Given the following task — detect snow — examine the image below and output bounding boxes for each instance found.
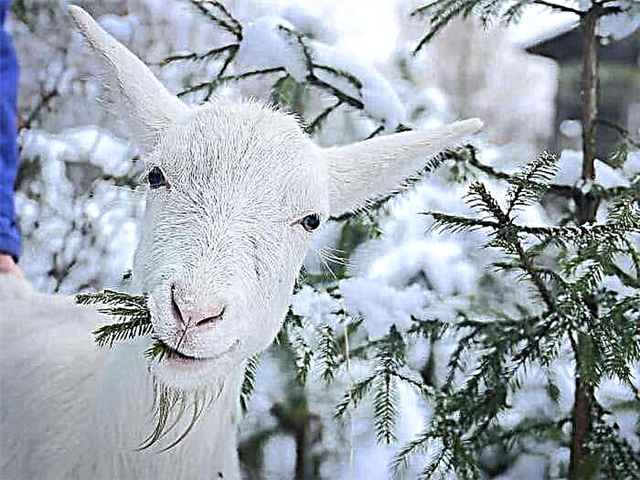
[340,278,426,338]
[599,8,640,41]
[556,149,629,188]
[559,119,582,138]
[17,127,141,293]
[312,42,406,130]
[281,4,337,43]
[514,14,578,49]
[236,14,406,130]
[495,454,548,480]
[581,0,640,41]
[367,239,479,295]
[406,86,452,126]
[22,127,134,177]
[263,435,297,478]
[624,150,640,177]
[516,1,640,46]
[98,13,140,44]
[237,16,307,82]
[291,285,342,328]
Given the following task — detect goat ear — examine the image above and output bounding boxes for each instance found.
[68,6,189,152]
[323,119,483,216]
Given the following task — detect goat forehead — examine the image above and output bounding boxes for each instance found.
[157,101,314,177]
[149,101,329,219]
[151,104,325,209]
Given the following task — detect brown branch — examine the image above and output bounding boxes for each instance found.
[278,25,366,111]
[581,14,598,186]
[216,44,240,80]
[159,44,238,66]
[570,7,599,479]
[446,146,576,198]
[597,119,640,148]
[472,183,555,311]
[365,125,384,140]
[447,145,633,201]
[177,67,286,99]
[307,76,365,111]
[190,0,242,40]
[206,0,243,37]
[513,240,556,310]
[20,88,59,131]
[534,0,584,15]
[305,100,342,135]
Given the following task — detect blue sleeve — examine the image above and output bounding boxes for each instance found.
[0,0,21,261]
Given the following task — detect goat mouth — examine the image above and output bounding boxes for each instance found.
[157,339,240,366]
[161,342,204,362]
[158,340,212,363]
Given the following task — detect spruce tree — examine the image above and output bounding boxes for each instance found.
[400,1,639,478]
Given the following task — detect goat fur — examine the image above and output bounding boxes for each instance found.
[0,276,243,479]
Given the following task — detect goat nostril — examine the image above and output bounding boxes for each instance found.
[196,306,226,327]
[171,284,186,327]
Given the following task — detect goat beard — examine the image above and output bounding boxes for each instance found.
[138,378,224,451]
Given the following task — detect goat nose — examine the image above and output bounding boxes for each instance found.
[170,285,226,330]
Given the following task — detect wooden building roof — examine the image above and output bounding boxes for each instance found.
[525,24,639,64]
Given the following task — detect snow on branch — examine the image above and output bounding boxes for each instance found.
[411,0,640,54]
[164,0,407,132]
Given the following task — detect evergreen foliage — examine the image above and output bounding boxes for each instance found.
[76,290,152,347]
[75,290,173,362]
[240,355,261,413]
[402,155,640,479]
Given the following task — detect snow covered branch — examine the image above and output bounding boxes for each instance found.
[165,0,407,132]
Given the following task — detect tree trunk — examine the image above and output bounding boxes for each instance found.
[569,7,599,480]
[295,420,309,480]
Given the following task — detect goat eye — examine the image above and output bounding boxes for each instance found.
[301,214,321,232]
[148,166,168,189]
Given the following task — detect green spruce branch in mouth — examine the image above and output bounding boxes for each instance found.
[75,290,170,361]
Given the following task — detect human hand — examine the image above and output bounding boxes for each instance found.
[0,254,25,280]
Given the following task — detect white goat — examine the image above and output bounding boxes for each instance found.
[0,6,482,480]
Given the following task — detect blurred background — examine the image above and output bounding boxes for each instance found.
[5,0,639,478]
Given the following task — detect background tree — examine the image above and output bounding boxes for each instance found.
[397,1,639,478]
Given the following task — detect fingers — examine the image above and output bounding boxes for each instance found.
[0,254,25,281]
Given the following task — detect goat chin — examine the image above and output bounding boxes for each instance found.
[0,275,244,480]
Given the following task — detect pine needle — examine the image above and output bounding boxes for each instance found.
[76,289,153,348]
